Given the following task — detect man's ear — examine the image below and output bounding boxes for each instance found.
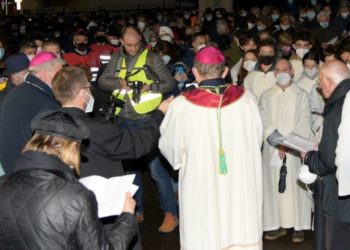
[78,88,86,98]
[192,67,200,82]
[221,66,229,78]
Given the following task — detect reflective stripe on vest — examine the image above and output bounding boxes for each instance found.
[114,49,162,114]
[112,89,162,115]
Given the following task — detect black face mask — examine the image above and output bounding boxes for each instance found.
[75,43,88,51]
[96,36,106,44]
[259,55,275,65]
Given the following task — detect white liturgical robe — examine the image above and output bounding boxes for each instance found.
[244,70,276,102]
[259,83,313,231]
[159,87,263,250]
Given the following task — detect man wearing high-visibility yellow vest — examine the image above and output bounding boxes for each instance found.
[99,26,178,233]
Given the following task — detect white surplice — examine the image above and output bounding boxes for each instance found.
[296,74,325,140]
[259,84,313,231]
[243,70,276,102]
[159,91,263,250]
[336,91,350,196]
[290,59,304,82]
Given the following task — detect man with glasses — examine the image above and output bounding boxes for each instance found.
[52,65,173,250]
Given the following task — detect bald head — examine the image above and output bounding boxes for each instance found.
[122,27,142,56]
[319,60,350,98]
[275,58,292,70]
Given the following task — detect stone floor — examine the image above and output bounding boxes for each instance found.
[138,171,314,250]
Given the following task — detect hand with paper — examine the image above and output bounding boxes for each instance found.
[79,174,138,218]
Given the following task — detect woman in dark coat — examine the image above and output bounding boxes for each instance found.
[0,110,138,250]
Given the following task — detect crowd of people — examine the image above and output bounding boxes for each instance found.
[0,0,350,249]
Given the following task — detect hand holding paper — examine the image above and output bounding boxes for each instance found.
[79,174,138,218]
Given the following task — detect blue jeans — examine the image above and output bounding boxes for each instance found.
[130,155,177,216]
[117,116,178,216]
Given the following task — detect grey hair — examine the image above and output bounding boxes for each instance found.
[193,61,225,78]
[29,58,65,74]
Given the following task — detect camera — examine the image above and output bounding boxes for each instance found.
[127,81,144,103]
[100,94,125,121]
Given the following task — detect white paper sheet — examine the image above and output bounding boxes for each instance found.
[270,149,283,168]
[79,174,138,218]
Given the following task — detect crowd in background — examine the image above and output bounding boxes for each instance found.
[1,0,350,249]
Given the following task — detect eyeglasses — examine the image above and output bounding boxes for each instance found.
[82,85,93,90]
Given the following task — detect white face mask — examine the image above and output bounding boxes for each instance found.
[305,67,318,79]
[276,72,291,86]
[243,60,257,72]
[160,35,172,43]
[162,54,171,64]
[341,12,349,19]
[196,44,206,51]
[247,22,255,30]
[27,55,34,61]
[257,25,265,31]
[137,21,146,30]
[149,41,157,47]
[85,92,95,113]
[296,48,309,59]
[110,39,119,46]
[205,15,213,21]
[280,24,290,31]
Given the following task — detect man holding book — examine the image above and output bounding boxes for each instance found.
[302,60,350,250]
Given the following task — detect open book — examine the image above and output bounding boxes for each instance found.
[79,174,138,218]
[277,133,318,152]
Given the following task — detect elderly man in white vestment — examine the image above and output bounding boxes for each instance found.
[259,59,313,243]
[159,46,264,250]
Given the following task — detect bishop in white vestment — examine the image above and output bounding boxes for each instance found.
[159,47,263,250]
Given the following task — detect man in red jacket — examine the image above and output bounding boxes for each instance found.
[63,29,100,68]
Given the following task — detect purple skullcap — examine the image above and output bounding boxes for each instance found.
[194,46,225,64]
[29,52,57,67]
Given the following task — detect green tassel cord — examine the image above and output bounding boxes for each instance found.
[219,148,228,175]
[216,90,228,175]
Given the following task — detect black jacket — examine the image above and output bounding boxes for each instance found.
[0,73,60,174]
[305,79,350,222]
[0,151,137,249]
[63,107,164,178]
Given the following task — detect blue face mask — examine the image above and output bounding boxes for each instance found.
[307,12,316,20]
[0,48,4,60]
[271,14,280,22]
[319,22,329,28]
